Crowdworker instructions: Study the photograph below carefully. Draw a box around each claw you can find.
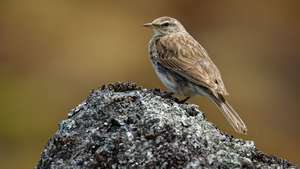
[162,91,174,98]
[178,97,190,104]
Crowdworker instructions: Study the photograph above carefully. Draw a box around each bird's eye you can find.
[161,22,170,27]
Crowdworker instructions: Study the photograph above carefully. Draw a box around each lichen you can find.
[36,82,298,169]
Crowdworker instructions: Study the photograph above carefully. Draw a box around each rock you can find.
[36,82,298,169]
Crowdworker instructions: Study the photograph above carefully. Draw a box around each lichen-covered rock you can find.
[36,82,298,169]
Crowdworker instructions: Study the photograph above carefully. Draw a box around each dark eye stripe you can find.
[161,22,170,27]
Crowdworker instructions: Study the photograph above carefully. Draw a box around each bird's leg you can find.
[161,91,174,98]
[178,96,190,103]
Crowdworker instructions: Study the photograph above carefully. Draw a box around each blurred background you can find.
[0,0,299,168]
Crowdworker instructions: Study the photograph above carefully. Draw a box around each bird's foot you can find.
[178,97,191,104]
[151,89,174,99]
[161,91,175,98]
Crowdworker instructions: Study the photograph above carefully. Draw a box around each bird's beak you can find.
[143,22,152,28]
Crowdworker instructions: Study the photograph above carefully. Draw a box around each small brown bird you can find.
[144,16,247,134]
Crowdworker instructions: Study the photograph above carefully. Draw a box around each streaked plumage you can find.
[144,16,247,134]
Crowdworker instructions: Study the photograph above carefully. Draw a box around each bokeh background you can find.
[1,0,299,168]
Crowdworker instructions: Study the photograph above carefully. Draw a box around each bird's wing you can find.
[155,33,228,95]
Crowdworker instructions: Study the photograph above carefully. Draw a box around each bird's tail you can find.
[209,93,247,134]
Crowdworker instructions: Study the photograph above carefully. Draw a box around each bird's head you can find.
[144,16,186,36]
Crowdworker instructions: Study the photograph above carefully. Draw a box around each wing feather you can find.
[155,33,228,95]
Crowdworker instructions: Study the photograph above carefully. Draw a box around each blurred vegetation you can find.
[0,0,299,168]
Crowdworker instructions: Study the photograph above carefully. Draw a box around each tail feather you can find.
[210,94,247,134]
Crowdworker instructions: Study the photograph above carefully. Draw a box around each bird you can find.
[144,16,247,134]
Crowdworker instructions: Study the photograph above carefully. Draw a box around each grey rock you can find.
[36,82,298,169]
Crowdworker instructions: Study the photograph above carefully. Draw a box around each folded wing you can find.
[155,33,228,96]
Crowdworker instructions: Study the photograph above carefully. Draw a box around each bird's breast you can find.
[148,35,198,96]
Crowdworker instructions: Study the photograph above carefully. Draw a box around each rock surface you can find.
[36,82,298,169]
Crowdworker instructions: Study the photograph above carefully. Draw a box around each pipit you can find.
[144,16,247,134]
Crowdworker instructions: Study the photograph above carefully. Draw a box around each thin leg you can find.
[162,91,174,98]
[178,96,190,103]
